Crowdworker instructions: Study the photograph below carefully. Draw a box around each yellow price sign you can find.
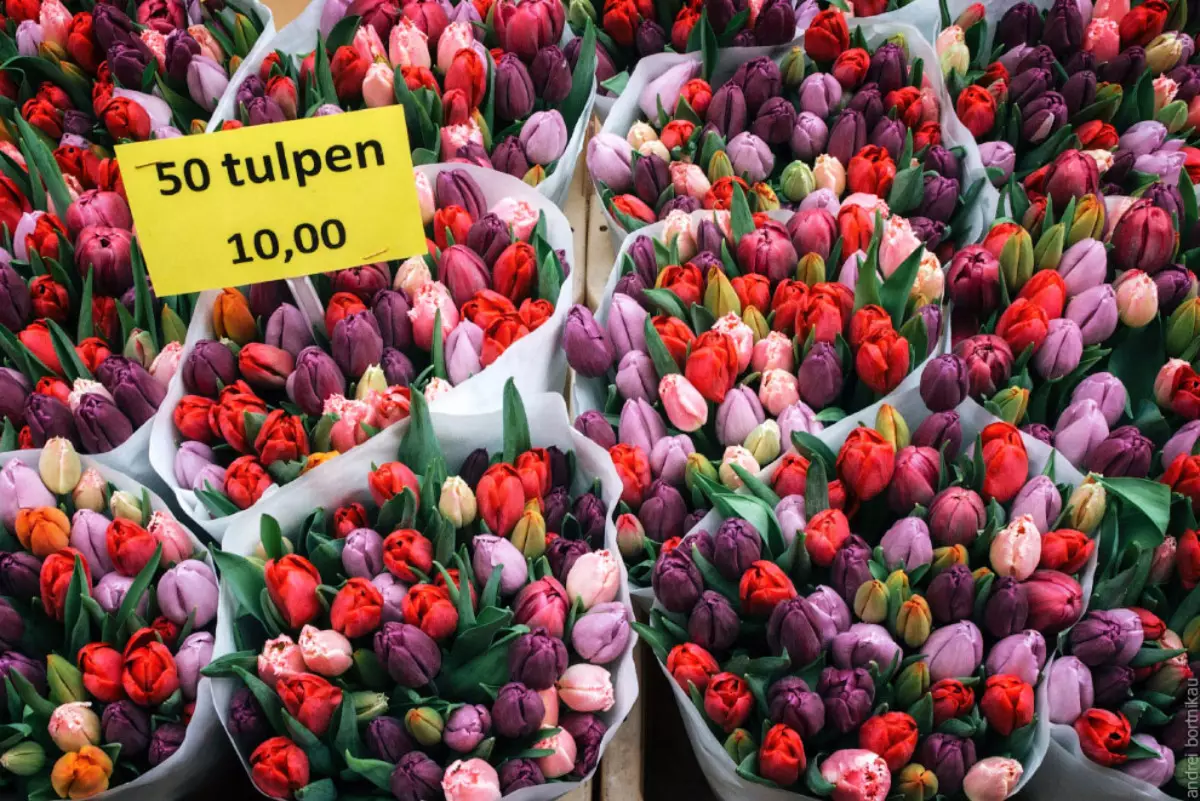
[116,105,426,296]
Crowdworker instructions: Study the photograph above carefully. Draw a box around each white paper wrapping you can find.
[208,0,594,208]
[1023,723,1176,801]
[643,387,1100,800]
[594,22,998,252]
[210,393,639,801]
[0,449,224,801]
[149,163,576,542]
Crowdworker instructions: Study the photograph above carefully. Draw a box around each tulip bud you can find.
[744,421,781,465]
[512,504,548,559]
[353,691,389,722]
[438,476,476,527]
[1066,476,1106,534]
[797,254,825,286]
[71,468,109,513]
[49,703,101,753]
[875,404,909,450]
[780,161,816,202]
[1166,298,1200,357]
[898,763,938,801]
[109,490,142,521]
[1033,223,1065,271]
[47,654,84,704]
[853,580,889,623]
[405,706,444,747]
[685,452,719,493]
[896,595,933,647]
[616,514,645,560]
[992,386,1030,425]
[894,661,930,709]
[354,365,388,400]
[724,729,756,763]
[0,741,45,776]
[704,269,740,319]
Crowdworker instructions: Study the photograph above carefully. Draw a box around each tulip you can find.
[1054,399,1109,465]
[820,749,891,801]
[921,620,984,682]
[990,515,1042,580]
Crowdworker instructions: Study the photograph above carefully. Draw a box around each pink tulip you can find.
[1092,0,1128,21]
[565,550,620,610]
[258,634,306,688]
[534,728,578,779]
[752,331,795,374]
[557,664,615,713]
[362,63,396,108]
[146,511,193,564]
[388,18,430,68]
[408,282,459,351]
[989,514,1042,581]
[1083,19,1120,61]
[758,369,801,416]
[659,374,709,432]
[298,625,353,676]
[962,757,1023,801]
[441,758,501,801]
[1115,270,1159,328]
[821,749,892,801]
[436,21,476,71]
[538,686,560,727]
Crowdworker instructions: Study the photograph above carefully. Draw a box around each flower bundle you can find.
[218,0,595,199]
[0,440,219,800]
[0,118,193,460]
[202,384,634,801]
[940,0,1197,196]
[566,0,809,105]
[1,0,268,142]
[159,165,572,525]
[587,11,987,246]
[632,390,1103,799]
[923,185,1187,477]
[565,190,944,587]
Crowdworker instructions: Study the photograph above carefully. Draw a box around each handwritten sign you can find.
[117,106,426,296]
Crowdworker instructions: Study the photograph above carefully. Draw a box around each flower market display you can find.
[924,181,1180,477]
[630,387,1109,799]
[209,0,597,205]
[149,164,575,542]
[0,440,221,800]
[568,0,808,116]
[566,188,946,591]
[2,0,271,142]
[0,109,195,487]
[586,11,993,248]
[200,383,636,800]
[942,0,1200,200]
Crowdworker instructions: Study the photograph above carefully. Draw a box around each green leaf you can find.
[12,113,72,216]
[104,544,162,648]
[313,38,338,109]
[325,14,361,51]
[63,555,90,660]
[643,313,680,377]
[689,544,740,603]
[77,269,94,342]
[260,516,285,561]
[47,320,93,384]
[211,549,267,625]
[886,164,924,215]
[1129,646,1186,668]
[1102,477,1170,537]
[879,245,925,330]
[295,779,337,801]
[200,650,258,677]
[397,389,441,469]
[791,431,836,473]
[537,250,563,305]
[642,288,689,322]
[730,183,754,240]
[560,19,596,134]
[8,668,55,718]
[501,378,531,463]
[732,464,780,507]
[804,457,830,517]
[233,665,284,731]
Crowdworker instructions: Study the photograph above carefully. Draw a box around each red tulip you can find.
[330,577,383,638]
[837,427,895,501]
[475,463,526,535]
[382,529,434,583]
[858,712,918,771]
[980,674,1034,736]
[277,673,343,737]
[264,554,322,629]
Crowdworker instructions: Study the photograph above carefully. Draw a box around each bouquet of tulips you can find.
[565,0,810,113]
[213,0,596,205]
[587,10,992,247]
[941,0,1198,194]
[151,165,575,541]
[1,0,270,142]
[566,189,945,589]
[0,440,221,801]
[202,384,636,801]
[1030,477,1192,798]
[629,387,1115,800]
[0,109,193,485]
[923,181,1190,477]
